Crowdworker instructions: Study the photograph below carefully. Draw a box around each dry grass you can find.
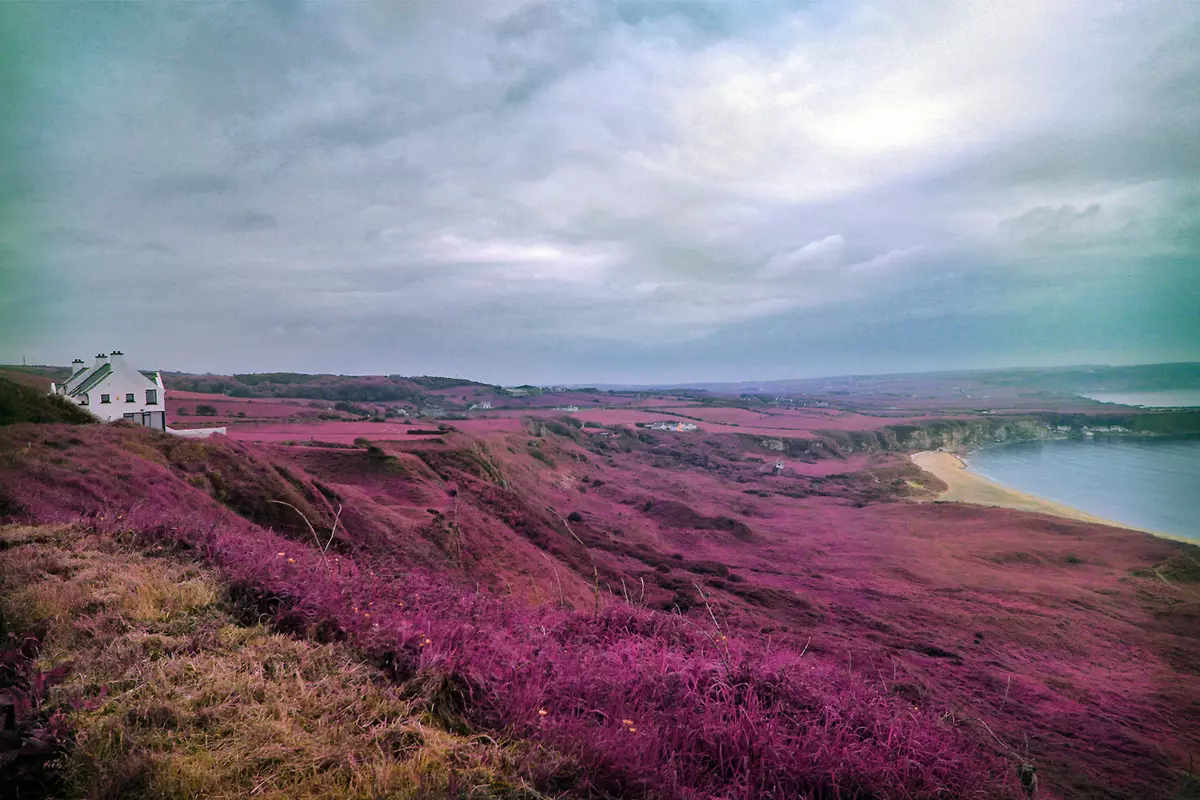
[0,524,551,800]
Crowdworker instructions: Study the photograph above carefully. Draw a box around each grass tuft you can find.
[0,524,554,799]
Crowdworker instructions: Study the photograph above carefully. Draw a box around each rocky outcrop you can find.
[747,410,1200,460]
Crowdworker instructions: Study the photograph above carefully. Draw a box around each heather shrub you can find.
[71,502,1013,800]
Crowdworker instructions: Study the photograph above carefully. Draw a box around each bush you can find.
[567,511,584,523]
[334,401,370,416]
[0,377,95,425]
[195,405,218,416]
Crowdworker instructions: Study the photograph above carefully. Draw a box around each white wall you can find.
[166,426,226,438]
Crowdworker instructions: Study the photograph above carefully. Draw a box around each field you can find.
[3,371,1200,798]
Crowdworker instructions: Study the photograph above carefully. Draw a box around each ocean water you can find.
[966,435,1200,540]
[1080,389,1200,408]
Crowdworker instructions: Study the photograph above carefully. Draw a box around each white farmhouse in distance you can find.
[50,351,167,430]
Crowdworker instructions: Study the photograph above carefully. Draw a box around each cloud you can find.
[149,174,236,197]
[6,0,1198,381]
[1000,204,1102,240]
[762,236,844,278]
[225,211,278,232]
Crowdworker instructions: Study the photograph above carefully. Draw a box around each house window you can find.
[100,394,110,404]
[125,393,135,403]
[146,389,158,405]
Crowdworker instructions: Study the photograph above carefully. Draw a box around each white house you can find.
[647,421,699,432]
[50,351,167,430]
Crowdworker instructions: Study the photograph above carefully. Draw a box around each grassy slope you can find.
[1,416,1198,798]
[0,424,1015,799]
[0,523,553,799]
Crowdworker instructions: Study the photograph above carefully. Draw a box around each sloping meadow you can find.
[0,423,1020,799]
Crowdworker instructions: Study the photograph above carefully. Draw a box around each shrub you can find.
[0,378,95,425]
[567,511,584,523]
[195,405,218,416]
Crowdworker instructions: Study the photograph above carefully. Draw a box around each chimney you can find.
[62,358,90,393]
[109,350,130,373]
[92,353,109,372]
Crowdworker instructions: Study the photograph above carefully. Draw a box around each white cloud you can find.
[762,235,844,278]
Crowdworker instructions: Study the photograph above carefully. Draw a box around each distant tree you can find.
[195,404,218,416]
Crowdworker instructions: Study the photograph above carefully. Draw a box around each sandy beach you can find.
[909,450,1163,534]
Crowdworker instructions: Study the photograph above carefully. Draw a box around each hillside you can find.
[1,410,1198,798]
[161,372,491,403]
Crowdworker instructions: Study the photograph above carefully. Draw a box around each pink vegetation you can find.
[0,423,1019,799]
[1,421,1196,798]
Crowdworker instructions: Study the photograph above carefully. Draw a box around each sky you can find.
[1,0,1198,384]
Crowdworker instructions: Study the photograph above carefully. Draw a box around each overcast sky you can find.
[2,0,1197,384]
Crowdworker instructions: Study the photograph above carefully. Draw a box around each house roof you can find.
[64,363,97,392]
[69,363,112,396]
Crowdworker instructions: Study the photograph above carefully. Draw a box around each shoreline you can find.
[908,450,1185,542]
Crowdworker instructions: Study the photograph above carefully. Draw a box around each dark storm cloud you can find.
[5,0,1199,382]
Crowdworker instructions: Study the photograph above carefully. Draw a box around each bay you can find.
[966,435,1200,540]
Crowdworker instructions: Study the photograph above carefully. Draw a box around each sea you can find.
[1080,389,1200,408]
[966,435,1200,541]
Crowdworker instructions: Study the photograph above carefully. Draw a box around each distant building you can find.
[469,401,493,410]
[554,405,580,412]
[51,351,166,430]
[647,421,699,432]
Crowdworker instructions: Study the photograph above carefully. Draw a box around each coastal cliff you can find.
[752,410,1200,460]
